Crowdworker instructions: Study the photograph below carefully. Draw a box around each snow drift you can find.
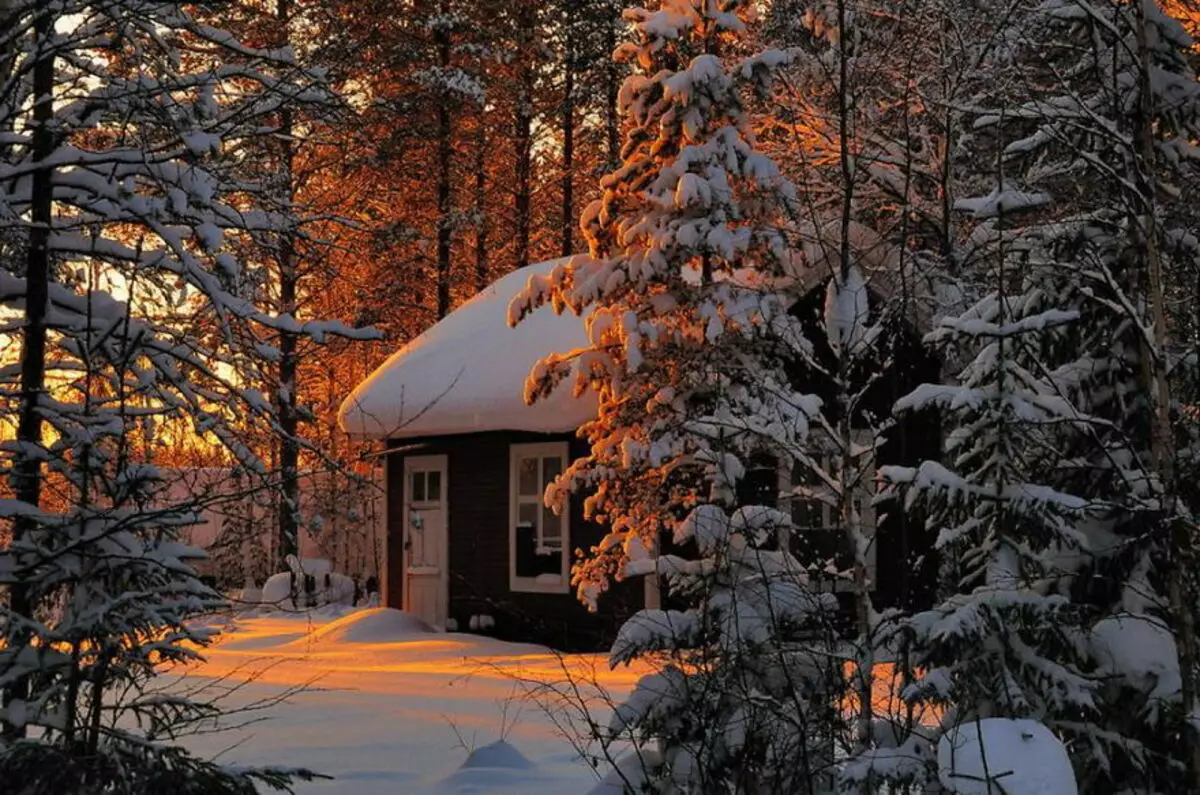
[302,607,435,644]
[433,740,540,794]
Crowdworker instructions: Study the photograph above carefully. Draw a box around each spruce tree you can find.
[510,1,843,790]
[886,1,1200,790]
[0,0,360,788]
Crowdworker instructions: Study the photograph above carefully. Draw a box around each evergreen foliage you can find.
[0,0,363,788]
[511,1,850,790]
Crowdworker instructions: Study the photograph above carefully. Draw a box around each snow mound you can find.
[258,571,294,606]
[258,558,357,610]
[433,740,538,794]
[301,607,434,644]
[937,718,1076,795]
[460,740,534,770]
[1091,613,1181,701]
[338,259,597,440]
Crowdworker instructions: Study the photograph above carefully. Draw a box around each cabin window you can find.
[509,442,570,594]
[785,432,878,593]
[732,438,878,591]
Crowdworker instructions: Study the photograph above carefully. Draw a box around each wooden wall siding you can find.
[383,280,941,647]
[385,446,407,611]
[386,432,642,651]
[787,282,944,614]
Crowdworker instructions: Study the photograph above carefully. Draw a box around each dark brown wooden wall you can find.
[381,281,942,648]
[385,431,642,651]
[787,282,944,614]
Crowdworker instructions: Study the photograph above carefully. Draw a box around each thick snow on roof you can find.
[339,259,595,440]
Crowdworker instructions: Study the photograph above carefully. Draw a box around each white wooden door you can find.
[402,455,448,630]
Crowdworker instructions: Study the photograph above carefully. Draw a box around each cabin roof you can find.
[338,259,596,441]
[340,229,935,442]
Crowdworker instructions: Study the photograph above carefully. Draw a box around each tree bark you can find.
[513,0,535,271]
[604,5,620,169]
[1132,2,1198,789]
[473,114,489,292]
[277,0,300,570]
[435,0,454,316]
[831,1,874,784]
[4,0,55,740]
[560,7,576,258]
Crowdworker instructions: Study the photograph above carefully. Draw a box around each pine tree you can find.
[880,195,1098,788]
[0,0,359,787]
[758,4,1004,786]
[885,1,1200,790]
[511,2,844,790]
[985,2,1198,790]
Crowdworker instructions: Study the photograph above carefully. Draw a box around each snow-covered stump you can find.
[937,719,1076,795]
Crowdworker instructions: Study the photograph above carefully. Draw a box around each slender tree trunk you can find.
[436,0,454,316]
[604,4,620,169]
[513,0,535,270]
[277,0,300,570]
[1132,2,1198,789]
[3,2,55,740]
[474,115,489,292]
[831,0,874,782]
[937,13,955,267]
[560,9,576,258]
[0,3,21,167]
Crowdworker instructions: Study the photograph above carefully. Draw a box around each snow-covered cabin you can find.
[340,259,943,650]
[339,260,645,648]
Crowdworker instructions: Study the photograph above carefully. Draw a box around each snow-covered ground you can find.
[178,608,645,794]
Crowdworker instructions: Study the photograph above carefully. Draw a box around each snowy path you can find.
[178,608,644,794]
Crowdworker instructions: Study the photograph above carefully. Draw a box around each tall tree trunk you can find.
[436,0,454,316]
[4,1,55,740]
[604,4,620,169]
[277,0,300,571]
[560,8,576,258]
[1132,2,1198,789]
[513,0,535,271]
[831,0,873,784]
[474,114,489,292]
[0,4,21,167]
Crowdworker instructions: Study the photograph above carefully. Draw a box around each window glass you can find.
[542,456,562,490]
[411,470,426,502]
[541,505,562,546]
[518,457,539,496]
[517,502,538,528]
[511,444,571,590]
[426,470,442,502]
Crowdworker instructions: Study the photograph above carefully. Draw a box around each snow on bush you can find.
[459,740,534,770]
[585,749,660,795]
[259,557,356,609]
[1091,614,1182,703]
[937,718,1076,795]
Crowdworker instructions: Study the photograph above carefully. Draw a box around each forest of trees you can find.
[1,0,1199,792]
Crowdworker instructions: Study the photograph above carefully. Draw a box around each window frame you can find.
[781,430,879,594]
[509,441,571,594]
